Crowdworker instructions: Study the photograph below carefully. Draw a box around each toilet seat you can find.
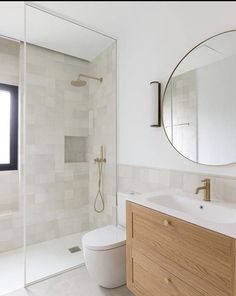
[82,225,126,251]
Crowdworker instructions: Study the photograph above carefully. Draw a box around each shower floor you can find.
[0,231,87,296]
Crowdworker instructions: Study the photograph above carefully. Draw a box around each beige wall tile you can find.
[118,164,236,203]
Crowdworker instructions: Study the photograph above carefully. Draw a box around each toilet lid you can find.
[82,225,126,251]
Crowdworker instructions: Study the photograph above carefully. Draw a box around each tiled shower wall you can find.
[118,164,236,203]
[25,42,117,245]
[88,43,117,228]
[25,44,90,245]
[0,41,117,253]
[164,70,198,162]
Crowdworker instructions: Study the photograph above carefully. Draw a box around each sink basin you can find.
[147,194,236,224]
[126,190,236,238]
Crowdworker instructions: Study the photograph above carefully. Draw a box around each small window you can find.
[0,83,18,171]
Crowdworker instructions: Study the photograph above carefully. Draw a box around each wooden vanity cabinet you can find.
[126,201,236,296]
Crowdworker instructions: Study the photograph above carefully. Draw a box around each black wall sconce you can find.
[150,81,161,127]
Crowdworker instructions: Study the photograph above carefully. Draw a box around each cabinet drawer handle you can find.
[164,277,171,284]
[163,219,170,226]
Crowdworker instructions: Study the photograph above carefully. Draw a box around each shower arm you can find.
[79,74,103,83]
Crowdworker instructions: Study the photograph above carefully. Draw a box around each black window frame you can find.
[0,83,18,171]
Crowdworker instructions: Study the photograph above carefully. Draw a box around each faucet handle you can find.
[201,178,210,183]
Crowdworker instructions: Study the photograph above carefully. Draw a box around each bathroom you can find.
[1,1,236,296]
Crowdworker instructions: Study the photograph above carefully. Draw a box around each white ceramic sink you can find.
[125,190,236,238]
[147,194,236,224]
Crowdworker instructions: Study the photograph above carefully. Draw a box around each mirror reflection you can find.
[163,31,236,165]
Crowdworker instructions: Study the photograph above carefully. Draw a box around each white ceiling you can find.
[0,2,24,41]
[34,1,177,37]
[1,2,236,80]
[0,1,191,52]
[1,2,236,87]
[3,1,234,64]
[0,1,115,61]
[32,1,236,69]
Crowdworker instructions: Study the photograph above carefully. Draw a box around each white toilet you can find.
[82,192,130,288]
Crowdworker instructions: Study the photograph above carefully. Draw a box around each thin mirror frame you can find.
[162,29,236,167]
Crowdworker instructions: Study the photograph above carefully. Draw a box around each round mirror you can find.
[163,30,236,166]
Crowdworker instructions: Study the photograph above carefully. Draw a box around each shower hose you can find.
[94,159,105,213]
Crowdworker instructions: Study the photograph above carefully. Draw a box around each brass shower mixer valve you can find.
[94,145,106,163]
[94,157,106,163]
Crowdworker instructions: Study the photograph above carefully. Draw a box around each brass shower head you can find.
[71,74,103,87]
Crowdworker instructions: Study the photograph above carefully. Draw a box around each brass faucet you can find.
[195,178,211,201]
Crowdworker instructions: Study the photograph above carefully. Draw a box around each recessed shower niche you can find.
[64,136,88,163]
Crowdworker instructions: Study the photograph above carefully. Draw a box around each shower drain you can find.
[68,246,81,253]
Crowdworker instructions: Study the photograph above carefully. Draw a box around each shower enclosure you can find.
[24,3,117,284]
[0,2,117,294]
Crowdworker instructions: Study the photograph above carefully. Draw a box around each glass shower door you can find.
[24,3,117,284]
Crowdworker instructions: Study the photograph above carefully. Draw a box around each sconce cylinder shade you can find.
[150,81,161,127]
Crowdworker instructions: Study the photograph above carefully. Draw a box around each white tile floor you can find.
[0,248,24,296]
[4,267,133,296]
[0,232,87,296]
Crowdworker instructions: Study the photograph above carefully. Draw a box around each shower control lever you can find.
[94,157,106,163]
[94,145,106,163]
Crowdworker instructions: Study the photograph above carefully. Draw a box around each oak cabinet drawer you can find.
[129,249,203,296]
[126,201,235,296]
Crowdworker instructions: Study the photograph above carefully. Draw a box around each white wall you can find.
[117,2,236,177]
[34,2,236,176]
[197,54,236,165]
